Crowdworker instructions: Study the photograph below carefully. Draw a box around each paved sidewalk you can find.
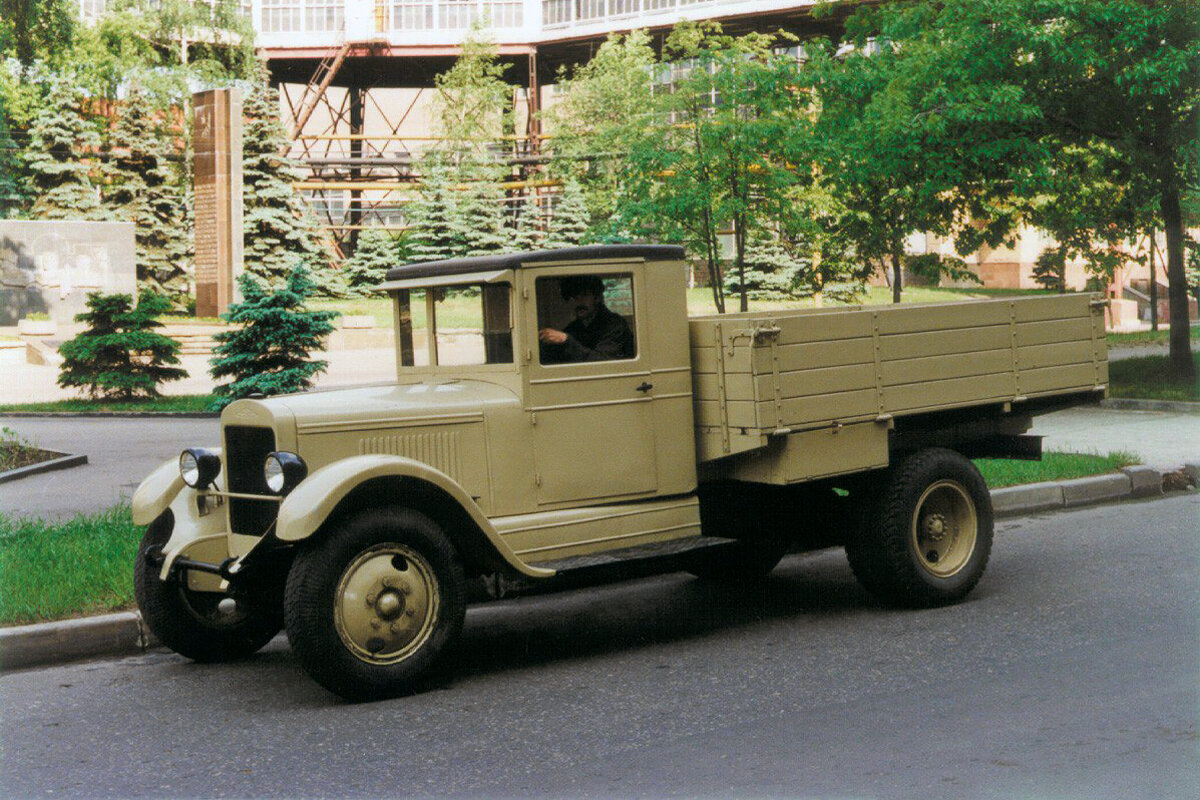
[1029,405,1200,470]
[0,344,397,405]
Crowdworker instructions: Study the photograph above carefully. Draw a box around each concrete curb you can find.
[1101,398,1200,414]
[1,467,1194,673]
[0,611,157,672]
[0,450,88,484]
[0,411,219,418]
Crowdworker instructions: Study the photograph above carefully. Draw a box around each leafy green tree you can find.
[241,68,341,295]
[543,178,590,249]
[343,227,400,295]
[623,24,810,312]
[0,0,76,67]
[825,0,1198,375]
[543,30,658,240]
[208,267,338,410]
[57,290,186,400]
[24,79,106,220]
[68,0,255,102]
[105,85,190,302]
[433,26,511,155]
[403,30,516,262]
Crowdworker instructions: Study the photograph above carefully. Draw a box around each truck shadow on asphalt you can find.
[447,548,871,681]
[142,548,908,707]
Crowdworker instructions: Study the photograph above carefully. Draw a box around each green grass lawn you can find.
[0,505,141,626]
[974,450,1140,489]
[0,394,216,414]
[1107,324,1200,349]
[1108,353,1200,402]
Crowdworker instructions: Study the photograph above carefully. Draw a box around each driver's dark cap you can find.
[560,275,605,301]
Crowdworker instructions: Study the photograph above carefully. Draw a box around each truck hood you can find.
[268,379,520,435]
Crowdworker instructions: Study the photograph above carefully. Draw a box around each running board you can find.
[540,535,739,574]
[482,536,739,600]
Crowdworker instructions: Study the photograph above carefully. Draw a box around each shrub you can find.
[57,290,186,400]
[208,267,337,411]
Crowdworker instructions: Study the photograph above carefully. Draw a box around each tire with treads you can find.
[284,507,466,701]
[135,511,283,662]
[845,448,993,607]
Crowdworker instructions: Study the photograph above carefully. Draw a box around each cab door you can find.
[524,264,658,506]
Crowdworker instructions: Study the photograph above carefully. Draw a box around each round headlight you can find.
[180,448,220,489]
[264,451,307,495]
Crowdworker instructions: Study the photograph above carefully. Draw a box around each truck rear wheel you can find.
[135,511,283,662]
[283,508,466,701]
[845,448,993,607]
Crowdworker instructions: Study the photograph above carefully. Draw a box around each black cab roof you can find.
[383,245,685,283]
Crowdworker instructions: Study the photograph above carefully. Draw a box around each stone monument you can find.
[193,88,243,318]
[0,220,136,326]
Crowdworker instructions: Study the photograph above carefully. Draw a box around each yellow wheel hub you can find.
[334,544,440,665]
[910,480,978,578]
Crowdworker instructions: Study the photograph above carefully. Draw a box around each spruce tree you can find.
[511,192,544,251]
[543,178,591,249]
[57,289,186,400]
[105,85,190,303]
[0,93,25,218]
[723,228,807,301]
[25,79,105,220]
[406,153,462,262]
[241,67,341,295]
[343,227,400,295]
[208,267,337,410]
[456,169,511,256]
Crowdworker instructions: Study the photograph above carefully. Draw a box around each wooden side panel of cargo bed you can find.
[691,294,1106,469]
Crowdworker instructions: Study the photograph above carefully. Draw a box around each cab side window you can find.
[535,274,637,364]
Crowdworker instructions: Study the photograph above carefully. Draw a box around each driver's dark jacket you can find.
[543,305,634,363]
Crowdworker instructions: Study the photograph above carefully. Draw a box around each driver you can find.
[538,275,634,363]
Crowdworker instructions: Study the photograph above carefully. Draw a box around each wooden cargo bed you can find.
[689,294,1108,475]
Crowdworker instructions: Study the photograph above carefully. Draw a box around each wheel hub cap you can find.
[335,545,439,665]
[911,481,978,578]
[923,513,948,541]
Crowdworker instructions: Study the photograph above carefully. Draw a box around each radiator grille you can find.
[359,431,462,480]
[224,425,277,535]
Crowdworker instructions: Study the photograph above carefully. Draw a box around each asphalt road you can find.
[2,493,1196,799]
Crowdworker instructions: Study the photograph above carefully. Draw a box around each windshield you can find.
[395,283,514,368]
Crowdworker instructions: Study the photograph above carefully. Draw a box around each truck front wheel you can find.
[845,448,993,607]
[283,508,466,701]
[135,512,283,662]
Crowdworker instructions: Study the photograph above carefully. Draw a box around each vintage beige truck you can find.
[132,245,1108,700]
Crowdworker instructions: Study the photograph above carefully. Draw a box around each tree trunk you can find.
[1160,179,1196,382]
[735,216,748,313]
[703,208,724,314]
[1149,230,1158,331]
[891,251,902,304]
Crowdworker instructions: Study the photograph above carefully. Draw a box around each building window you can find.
[393,1,435,29]
[305,0,344,31]
[543,0,572,25]
[262,0,303,33]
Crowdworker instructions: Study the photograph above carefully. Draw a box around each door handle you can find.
[636,382,653,393]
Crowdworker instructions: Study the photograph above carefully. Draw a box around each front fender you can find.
[132,457,187,526]
[276,454,552,579]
